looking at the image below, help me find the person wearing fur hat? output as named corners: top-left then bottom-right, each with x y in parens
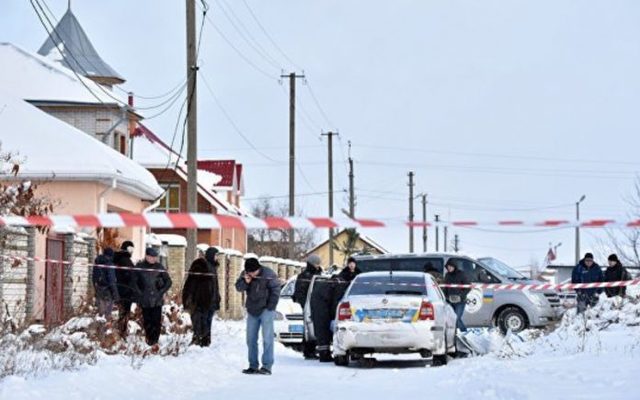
top-left (293, 254), bottom-right (323, 359)
top-left (235, 257), bottom-right (281, 375)
top-left (604, 254), bottom-right (632, 298)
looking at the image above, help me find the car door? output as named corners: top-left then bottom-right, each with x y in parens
top-left (447, 257), bottom-right (497, 327)
top-left (431, 279), bottom-right (456, 346)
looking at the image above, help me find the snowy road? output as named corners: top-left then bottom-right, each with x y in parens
top-left (1, 319), bottom-right (638, 400)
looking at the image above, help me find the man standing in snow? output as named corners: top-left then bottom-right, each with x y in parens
top-left (443, 260), bottom-right (471, 332)
top-left (92, 247), bottom-right (119, 320)
top-left (571, 252), bottom-right (603, 313)
top-left (131, 248), bottom-right (172, 346)
top-left (182, 258), bottom-right (216, 346)
top-left (604, 254), bottom-right (631, 298)
top-left (293, 254), bottom-right (323, 359)
top-left (202, 247), bottom-right (222, 346)
top-left (235, 257), bottom-right (281, 375)
top-left (114, 240), bottom-right (136, 336)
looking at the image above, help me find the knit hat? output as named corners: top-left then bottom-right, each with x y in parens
top-left (307, 254), bottom-right (322, 267)
top-left (121, 240), bottom-right (134, 250)
top-left (347, 257), bottom-right (356, 265)
top-left (145, 247), bottom-right (159, 257)
top-left (607, 254), bottom-right (619, 262)
top-left (244, 257), bottom-right (261, 273)
top-left (584, 252), bottom-right (594, 260)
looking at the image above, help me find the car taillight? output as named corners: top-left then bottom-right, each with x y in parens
top-left (338, 302), bottom-right (352, 321)
top-left (419, 301), bottom-right (435, 321)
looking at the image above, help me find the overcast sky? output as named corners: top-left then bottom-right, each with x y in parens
top-left (3, 0), bottom-right (640, 268)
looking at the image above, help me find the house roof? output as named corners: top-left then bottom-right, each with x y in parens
top-left (131, 124), bottom-right (248, 216)
top-left (305, 229), bottom-right (388, 256)
top-left (0, 42), bottom-right (126, 106)
top-left (0, 92), bottom-right (162, 201)
top-left (37, 8), bottom-right (125, 84)
top-left (196, 160), bottom-right (244, 194)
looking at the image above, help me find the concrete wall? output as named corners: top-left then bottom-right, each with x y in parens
top-left (0, 229), bottom-right (30, 326)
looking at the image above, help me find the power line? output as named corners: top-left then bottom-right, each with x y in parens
top-left (304, 80), bottom-right (336, 128)
top-left (241, 0), bottom-right (303, 71)
top-left (243, 190), bottom-right (344, 202)
top-left (214, 0), bottom-right (282, 69)
top-left (199, 73), bottom-right (281, 163)
top-left (115, 78), bottom-right (187, 100)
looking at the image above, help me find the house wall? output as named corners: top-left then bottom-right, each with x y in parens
top-left (0, 229), bottom-right (30, 326)
top-left (29, 181), bottom-right (150, 320)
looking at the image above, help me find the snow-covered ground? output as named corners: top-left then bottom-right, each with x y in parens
top-left (2, 298), bottom-right (639, 400)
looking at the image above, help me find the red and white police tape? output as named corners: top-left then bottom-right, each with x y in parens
top-left (1, 213), bottom-right (640, 230)
top-left (1, 254), bottom-right (639, 290)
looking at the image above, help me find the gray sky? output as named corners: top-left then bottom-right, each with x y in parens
top-left (3, 0), bottom-right (640, 267)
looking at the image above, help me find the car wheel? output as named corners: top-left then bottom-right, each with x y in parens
top-left (334, 354), bottom-right (349, 367)
top-left (496, 306), bottom-right (528, 334)
top-left (432, 337), bottom-right (448, 367)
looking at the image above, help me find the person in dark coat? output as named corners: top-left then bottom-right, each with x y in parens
top-left (131, 247), bottom-right (172, 346)
top-left (235, 257), bottom-right (281, 375)
top-left (604, 254), bottom-right (632, 298)
top-left (182, 258), bottom-right (216, 347)
top-left (572, 252), bottom-right (603, 313)
top-left (203, 247), bottom-right (222, 346)
top-left (92, 247), bottom-right (119, 320)
top-left (114, 240), bottom-right (136, 336)
top-left (310, 276), bottom-right (343, 362)
top-left (443, 260), bottom-right (471, 332)
top-left (293, 254), bottom-right (323, 359)
top-left (338, 257), bottom-right (362, 282)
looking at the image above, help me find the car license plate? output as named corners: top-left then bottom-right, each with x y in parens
top-left (288, 324), bottom-right (304, 334)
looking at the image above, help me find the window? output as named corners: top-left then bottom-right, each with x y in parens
top-left (397, 258), bottom-right (444, 274)
top-left (348, 275), bottom-right (428, 296)
top-left (157, 184), bottom-right (180, 212)
top-left (356, 259), bottom-right (392, 273)
top-left (447, 257), bottom-right (499, 284)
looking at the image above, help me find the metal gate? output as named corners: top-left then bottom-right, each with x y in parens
top-left (45, 237), bottom-right (65, 326)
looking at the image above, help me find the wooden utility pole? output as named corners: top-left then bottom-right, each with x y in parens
top-left (322, 132), bottom-right (339, 266)
top-left (408, 172), bottom-right (415, 253)
top-left (348, 141), bottom-right (355, 218)
top-left (422, 194), bottom-right (428, 252)
top-left (435, 214), bottom-right (440, 252)
top-left (185, 0), bottom-right (198, 263)
top-left (454, 234), bottom-right (460, 253)
top-left (281, 72), bottom-right (305, 258)
top-left (444, 225), bottom-right (448, 252)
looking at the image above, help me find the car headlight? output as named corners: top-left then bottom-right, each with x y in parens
top-left (274, 311), bottom-right (285, 321)
top-left (524, 291), bottom-right (547, 307)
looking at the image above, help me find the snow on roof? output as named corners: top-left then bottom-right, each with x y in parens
top-left (132, 124), bottom-right (249, 216)
top-left (197, 160), bottom-right (236, 188)
top-left (37, 9), bottom-right (125, 84)
top-left (0, 42), bottom-right (126, 106)
top-left (0, 92), bottom-right (163, 200)
top-left (155, 234), bottom-right (187, 247)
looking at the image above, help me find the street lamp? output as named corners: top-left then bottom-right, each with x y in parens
top-left (575, 195), bottom-right (586, 264)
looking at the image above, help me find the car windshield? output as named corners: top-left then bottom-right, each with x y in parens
top-left (478, 257), bottom-right (526, 280)
top-left (281, 279), bottom-right (296, 297)
top-left (348, 275), bottom-right (428, 296)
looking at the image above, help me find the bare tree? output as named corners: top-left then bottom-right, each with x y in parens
top-left (247, 198), bottom-right (316, 259)
top-left (602, 178), bottom-right (640, 266)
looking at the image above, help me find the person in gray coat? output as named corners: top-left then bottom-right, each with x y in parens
top-left (132, 248), bottom-right (172, 346)
top-left (235, 257), bottom-right (281, 375)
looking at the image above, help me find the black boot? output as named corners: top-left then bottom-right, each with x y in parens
top-left (319, 350), bottom-right (333, 362)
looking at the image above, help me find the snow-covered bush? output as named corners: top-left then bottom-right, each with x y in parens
top-left (0, 301), bottom-right (194, 379)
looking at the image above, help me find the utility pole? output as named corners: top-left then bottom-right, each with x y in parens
top-left (322, 131), bottom-right (339, 266)
top-left (408, 172), bottom-right (415, 253)
top-left (348, 141), bottom-right (355, 218)
top-left (444, 225), bottom-right (448, 252)
top-left (435, 214), bottom-right (440, 252)
top-left (281, 72), bottom-right (305, 258)
top-left (454, 234), bottom-right (459, 253)
top-left (575, 194), bottom-right (586, 264)
top-left (421, 194), bottom-right (428, 252)
top-left (185, 0), bottom-right (198, 263)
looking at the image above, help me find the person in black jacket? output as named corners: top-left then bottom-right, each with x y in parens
top-left (92, 247), bottom-right (119, 320)
top-left (604, 254), bottom-right (632, 298)
top-left (114, 240), bottom-right (136, 336)
top-left (293, 254), bottom-right (323, 359)
top-left (235, 257), bottom-right (281, 375)
top-left (131, 247), bottom-right (172, 346)
top-left (338, 257), bottom-right (361, 282)
top-left (202, 247), bottom-right (222, 346)
top-left (182, 258), bottom-right (216, 347)
top-left (443, 260), bottom-right (471, 332)
top-left (310, 276), bottom-right (340, 362)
